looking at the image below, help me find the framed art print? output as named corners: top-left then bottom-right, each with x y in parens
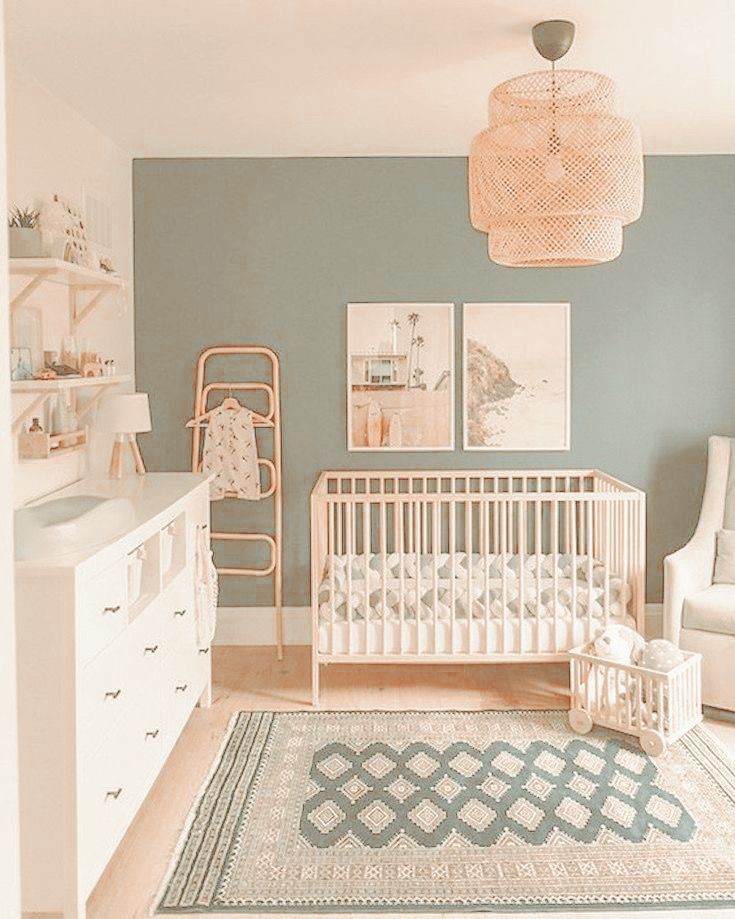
top-left (463, 302), bottom-right (570, 451)
top-left (347, 302), bottom-right (454, 451)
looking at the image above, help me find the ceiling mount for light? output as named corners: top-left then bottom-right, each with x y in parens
top-left (469, 19), bottom-right (644, 267)
top-left (532, 20), bottom-right (575, 62)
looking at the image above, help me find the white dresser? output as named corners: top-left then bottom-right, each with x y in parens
top-left (15, 473), bottom-right (212, 919)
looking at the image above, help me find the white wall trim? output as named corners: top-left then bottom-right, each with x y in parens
top-left (214, 607), bottom-right (311, 646)
top-left (215, 603), bottom-right (665, 647)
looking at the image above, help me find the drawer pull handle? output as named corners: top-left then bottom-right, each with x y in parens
top-left (103, 605), bottom-right (121, 615)
top-left (145, 728), bottom-right (160, 740)
top-left (199, 647), bottom-right (210, 655)
top-left (104, 689), bottom-right (122, 700)
top-left (144, 644), bottom-right (159, 655)
top-left (173, 608), bottom-right (187, 617)
top-left (175, 683), bottom-right (188, 693)
top-left (105, 787), bottom-right (122, 801)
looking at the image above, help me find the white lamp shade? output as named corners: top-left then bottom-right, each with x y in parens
top-left (98, 393), bottom-right (152, 434)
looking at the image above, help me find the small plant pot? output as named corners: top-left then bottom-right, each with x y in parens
top-left (9, 227), bottom-right (43, 258)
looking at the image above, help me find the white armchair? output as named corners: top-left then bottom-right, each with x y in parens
top-left (663, 435), bottom-right (735, 710)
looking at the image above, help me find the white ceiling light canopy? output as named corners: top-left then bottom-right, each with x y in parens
top-left (469, 19), bottom-right (644, 268)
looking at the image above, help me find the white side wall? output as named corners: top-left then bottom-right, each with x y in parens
top-left (0, 4), bottom-right (22, 913)
top-left (6, 63), bottom-right (134, 505)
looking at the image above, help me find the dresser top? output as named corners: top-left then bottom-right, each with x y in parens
top-left (15, 473), bottom-right (210, 577)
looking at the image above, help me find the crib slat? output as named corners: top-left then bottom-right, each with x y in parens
top-left (398, 498), bottom-right (405, 655)
top-left (519, 499), bottom-right (526, 655)
top-left (552, 500), bottom-right (559, 654)
top-left (363, 502), bottom-right (370, 655)
top-left (586, 501), bottom-right (593, 640)
top-left (449, 495), bottom-right (456, 652)
top-left (432, 499), bottom-right (439, 655)
top-left (380, 501), bottom-right (387, 656)
top-left (414, 499), bottom-right (421, 655)
top-left (328, 501), bottom-right (335, 656)
top-left (501, 501), bottom-right (508, 654)
top-left (483, 498), bottom-right (491, 655)
top-left (571, 499), bottom-right (578, 639)
top-left (466, 498), bottom-right (472, 654)
top-left (346, 501), bottom-right (353, 656)
top-left (535, 501), bottom-right (541, 655)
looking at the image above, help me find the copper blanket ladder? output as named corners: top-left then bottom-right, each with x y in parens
top-left (189, 345), bottom-right (283, 659)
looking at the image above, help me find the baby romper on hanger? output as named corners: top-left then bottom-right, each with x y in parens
top-left (202, 401), bottom-right (261, 500)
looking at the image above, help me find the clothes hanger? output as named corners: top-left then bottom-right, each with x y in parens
top-left (185, 387), bottom-right (243, 427)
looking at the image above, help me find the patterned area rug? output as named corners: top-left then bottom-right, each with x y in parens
top-left (156, 710), bottom-right (735, 913)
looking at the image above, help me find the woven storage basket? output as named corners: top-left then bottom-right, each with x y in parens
top-left (469, 70), bottom-right (643, 267)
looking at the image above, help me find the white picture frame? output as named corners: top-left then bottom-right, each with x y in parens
top-left (347, 302), bottom-right (455, 452)
top-left (462, 302), bottom-right (570, 451)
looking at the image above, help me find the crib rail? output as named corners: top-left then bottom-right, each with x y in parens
top-left (310, 470), bottom-right (645, 704)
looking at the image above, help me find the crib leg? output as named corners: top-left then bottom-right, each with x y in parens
top-left (312, 652), bottom-right (320, 707)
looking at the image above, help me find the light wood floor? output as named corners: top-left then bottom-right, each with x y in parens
top-left (38, 646), bottom-right (735, 919)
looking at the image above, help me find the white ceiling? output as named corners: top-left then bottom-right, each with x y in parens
top-left (6, 0), bottom-right (735, 157)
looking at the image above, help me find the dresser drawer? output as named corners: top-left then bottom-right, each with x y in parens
top-left (78, 628), bottom-right (136, 743)
top-left (78, 714), bottom-right (151, 893)
top-left (76, 562), bottom-right (127, 666)
top-left (165, 575), bottom-right (196, 649)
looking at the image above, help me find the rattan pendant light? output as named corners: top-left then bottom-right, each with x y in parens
top-left (469, 20), bottom-right (643, 267)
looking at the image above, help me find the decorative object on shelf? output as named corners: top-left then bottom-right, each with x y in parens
top-left (98, 392), bottom-right (152, 478)
top-left (469, 20), bottom-right (643, 267)
top-left (82, 360), bottom-right (104, 378)
top-left (10, 347), bottom-right (33, 382)
top-left (463, 302), bottom-right (570, 450)
top-left (18, 425), bottom-right (86, 460)
top-left (347, 303), bottom-right (454, 451)
top-left (37, 196), bottom-right (69, 259)
top-left (8, 205), bottom-right (43, 258)
top-left (11, 302), bottom-right (43, 373)
top-left (61, 196), bottom-right (93, 267)
top-left (33, 367), bottom-right (57, 381)
top-left (60, 335), bottom-right (78, 371)
top-left (102, 358), bottom-right (116, 376)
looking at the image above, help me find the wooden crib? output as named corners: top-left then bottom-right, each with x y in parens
top-left (310, 469), bottom-right (645, 704)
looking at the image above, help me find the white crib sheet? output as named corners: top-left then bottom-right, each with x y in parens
top-left (317, 552), bottom-right (631, 625)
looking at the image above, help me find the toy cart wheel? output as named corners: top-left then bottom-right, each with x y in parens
top-left (568, 708), bottom-right (593, 735)
top-left (639, 729), bottom-right (666, 757)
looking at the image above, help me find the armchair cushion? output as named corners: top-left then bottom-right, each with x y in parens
top-left (683, 584), bottom-right (735, 636)
top-left (713, 529), bottom-right (735, 583)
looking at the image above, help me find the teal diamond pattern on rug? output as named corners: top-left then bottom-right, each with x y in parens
top-left (300, 738), bottom-right (695, 848)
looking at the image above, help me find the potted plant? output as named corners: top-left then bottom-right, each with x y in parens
top-left (8, 205), bottom-right (43, 257)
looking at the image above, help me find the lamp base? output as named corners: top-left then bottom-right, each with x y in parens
top-left (109, 434), bottom-right (147, 479)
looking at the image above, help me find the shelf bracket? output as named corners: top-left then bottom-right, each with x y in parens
top-left (71, 287), bottom-right (110, 332)
top-left (76, 382), bottom-right (116, 421)
top-left (10, 271), bottom-right (53, 314)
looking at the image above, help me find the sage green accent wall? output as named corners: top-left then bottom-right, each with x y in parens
top-left (133, 156), bottom-right (735, 607)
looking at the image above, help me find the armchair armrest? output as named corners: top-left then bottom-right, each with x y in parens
top-left (663, 533), bottom-right (716, 645)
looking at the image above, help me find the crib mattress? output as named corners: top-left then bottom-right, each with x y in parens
top-left (317, 551), bottom-right (631, 625)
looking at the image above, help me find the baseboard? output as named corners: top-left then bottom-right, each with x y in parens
top-left (214, 606), bottom-right (311, 646)
top-left (214, 603), bottom-right (665, 647)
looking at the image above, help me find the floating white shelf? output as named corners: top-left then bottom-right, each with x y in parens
top-left (11, 374), bottom-right (132, 436)
top-left (11, 373), bottom-right (132, 394)
top-left (9, 258), bottom-right (124, 288)
top-left (9, 258), bottom-right (127, 329)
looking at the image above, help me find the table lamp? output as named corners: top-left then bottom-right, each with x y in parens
top-left (98, 393), bottom-right (152, 478)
